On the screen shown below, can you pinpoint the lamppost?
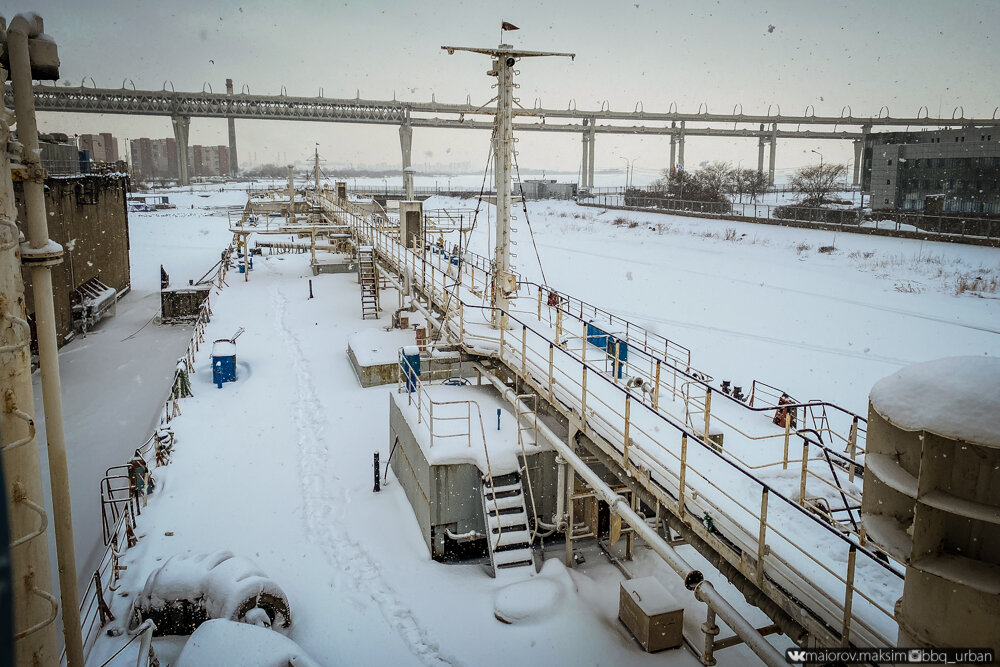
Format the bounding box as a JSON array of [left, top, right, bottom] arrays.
[[811, 149, 823, 170], [811, 149, 826, 206], [614, 153, 638, 191]]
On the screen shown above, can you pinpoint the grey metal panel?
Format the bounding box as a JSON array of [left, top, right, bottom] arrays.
[[431, 464, 482, 533], [388, 395, 433, 554]]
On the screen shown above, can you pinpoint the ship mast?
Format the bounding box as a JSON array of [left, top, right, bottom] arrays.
[[443, 40, 573, 328]]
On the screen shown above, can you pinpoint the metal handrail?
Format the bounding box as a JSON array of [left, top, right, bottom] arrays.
[[333, 193, 903, 647]]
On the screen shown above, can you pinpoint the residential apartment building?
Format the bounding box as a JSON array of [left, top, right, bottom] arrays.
[[130, 139, 230, 180], [79, 132, 120, 163]]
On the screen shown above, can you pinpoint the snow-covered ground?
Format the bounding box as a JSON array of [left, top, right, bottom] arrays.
[[431, 196, 1000, 412], [52, 185, 999, 665]]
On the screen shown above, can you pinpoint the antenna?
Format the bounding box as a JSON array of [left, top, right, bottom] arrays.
[[442, 39, 574, 329]]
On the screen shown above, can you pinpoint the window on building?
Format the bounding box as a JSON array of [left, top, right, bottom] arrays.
[[886, 179, 891, 185], [887, 159, 892, 166], [937, 158, 946, 167]]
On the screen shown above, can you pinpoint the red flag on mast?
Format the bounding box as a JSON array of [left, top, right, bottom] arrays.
[[501, 21, 519, 31]]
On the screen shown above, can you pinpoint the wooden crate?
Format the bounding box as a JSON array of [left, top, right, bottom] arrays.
[[619, 577, 684, 652]]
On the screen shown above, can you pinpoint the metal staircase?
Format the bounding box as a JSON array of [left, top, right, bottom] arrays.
[[358, 245, 379, 319], [481, 471, 534, 576]]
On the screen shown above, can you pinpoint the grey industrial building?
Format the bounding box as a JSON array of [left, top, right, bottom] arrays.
[[862, 127, 1000, 215]]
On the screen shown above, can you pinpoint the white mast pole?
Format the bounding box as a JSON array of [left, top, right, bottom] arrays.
[[443, 38, 573, 330]]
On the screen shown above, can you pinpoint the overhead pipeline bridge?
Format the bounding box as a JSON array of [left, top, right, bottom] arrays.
[[14, 82, 1000, 186]]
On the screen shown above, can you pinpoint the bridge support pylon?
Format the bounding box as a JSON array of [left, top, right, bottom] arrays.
[[399, 119, 414, 199], [757, 125, 766, 175], [171, 115, 191, 185], [586, 120, 596, 188], [768, 122, 777, 185], [677, 120, 686, 171], [226, 78, 238, 176]]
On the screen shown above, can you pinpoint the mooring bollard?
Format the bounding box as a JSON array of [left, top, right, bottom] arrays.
[[309, 279, 314, 299], [497, 408, 501, 430], [373, 451, 380, 492]]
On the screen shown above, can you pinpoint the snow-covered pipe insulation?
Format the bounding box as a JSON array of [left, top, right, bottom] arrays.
[[8, 15, 86, 666], [472, 362, 786, 667]]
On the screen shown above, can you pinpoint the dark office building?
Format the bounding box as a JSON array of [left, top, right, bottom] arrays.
[[862, 128, 1000, 215]]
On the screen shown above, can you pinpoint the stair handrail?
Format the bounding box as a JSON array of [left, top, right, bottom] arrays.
[[515, 394, 541, 544]]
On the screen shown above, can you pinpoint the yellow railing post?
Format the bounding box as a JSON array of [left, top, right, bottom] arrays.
[[548, 343, 554, 402], [537, 287, 542, 320], [756, 488, 769, 585], [612, 340, 620, 384], [841, 545, 857, 647], [581, 321, 587, 363], [521, 325, 527, 377], [799, 441, 809, 506], [556, 306, 564, 348], [580, 366, 588, 428], [653, 359, 661, 410], [703, 387, 712, 442], [783, 413, 792, 470], [848, 417, 859, 482], [678, 435, 688, 513], [622, 394, 631, 466]]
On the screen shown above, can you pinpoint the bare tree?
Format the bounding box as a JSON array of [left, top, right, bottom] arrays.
[[789, 163, 848, 206], [696, 161, 735, 200], [732, 168, 769, 204]]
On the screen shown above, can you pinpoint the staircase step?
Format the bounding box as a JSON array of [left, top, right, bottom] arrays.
[[486, 494, 525, 512], [488, 511, 528, 531], [485, 482, 522, 495], [495, 529, 531, 548], [493, 548, 534, 568]]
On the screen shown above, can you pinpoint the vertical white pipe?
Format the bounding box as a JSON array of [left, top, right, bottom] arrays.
[[8, 15, 85, 665], [0, 56, 59, 666]]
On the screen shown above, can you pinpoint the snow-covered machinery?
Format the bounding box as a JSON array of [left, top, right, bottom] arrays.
[[71, 276, 117, 334], [130, 551, 292, 636], [862, 356, 1000, 654]]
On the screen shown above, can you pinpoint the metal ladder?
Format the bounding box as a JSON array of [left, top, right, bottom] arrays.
[[358, 245, 379, 319], [481, 471, 534, 576]]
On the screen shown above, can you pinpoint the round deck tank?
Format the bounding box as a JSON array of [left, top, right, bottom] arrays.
[[861, 356, 1000, 652]]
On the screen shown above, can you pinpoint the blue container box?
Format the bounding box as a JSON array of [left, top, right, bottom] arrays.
[[586, 321, 609, 349], [401, 346, 421, 393], [211, 340, 238, 384]]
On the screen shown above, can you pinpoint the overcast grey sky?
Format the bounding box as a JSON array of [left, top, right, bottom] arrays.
[[16, 0, 1000, 178]]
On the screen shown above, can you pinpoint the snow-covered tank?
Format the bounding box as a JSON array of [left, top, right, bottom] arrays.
[[130, 551, 292, 636], [861, 356, 1000, 653]]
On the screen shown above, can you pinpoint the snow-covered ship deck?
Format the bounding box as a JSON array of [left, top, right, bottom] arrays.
[[78, 185, 920, 665], [87, 232, 722, 666]]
